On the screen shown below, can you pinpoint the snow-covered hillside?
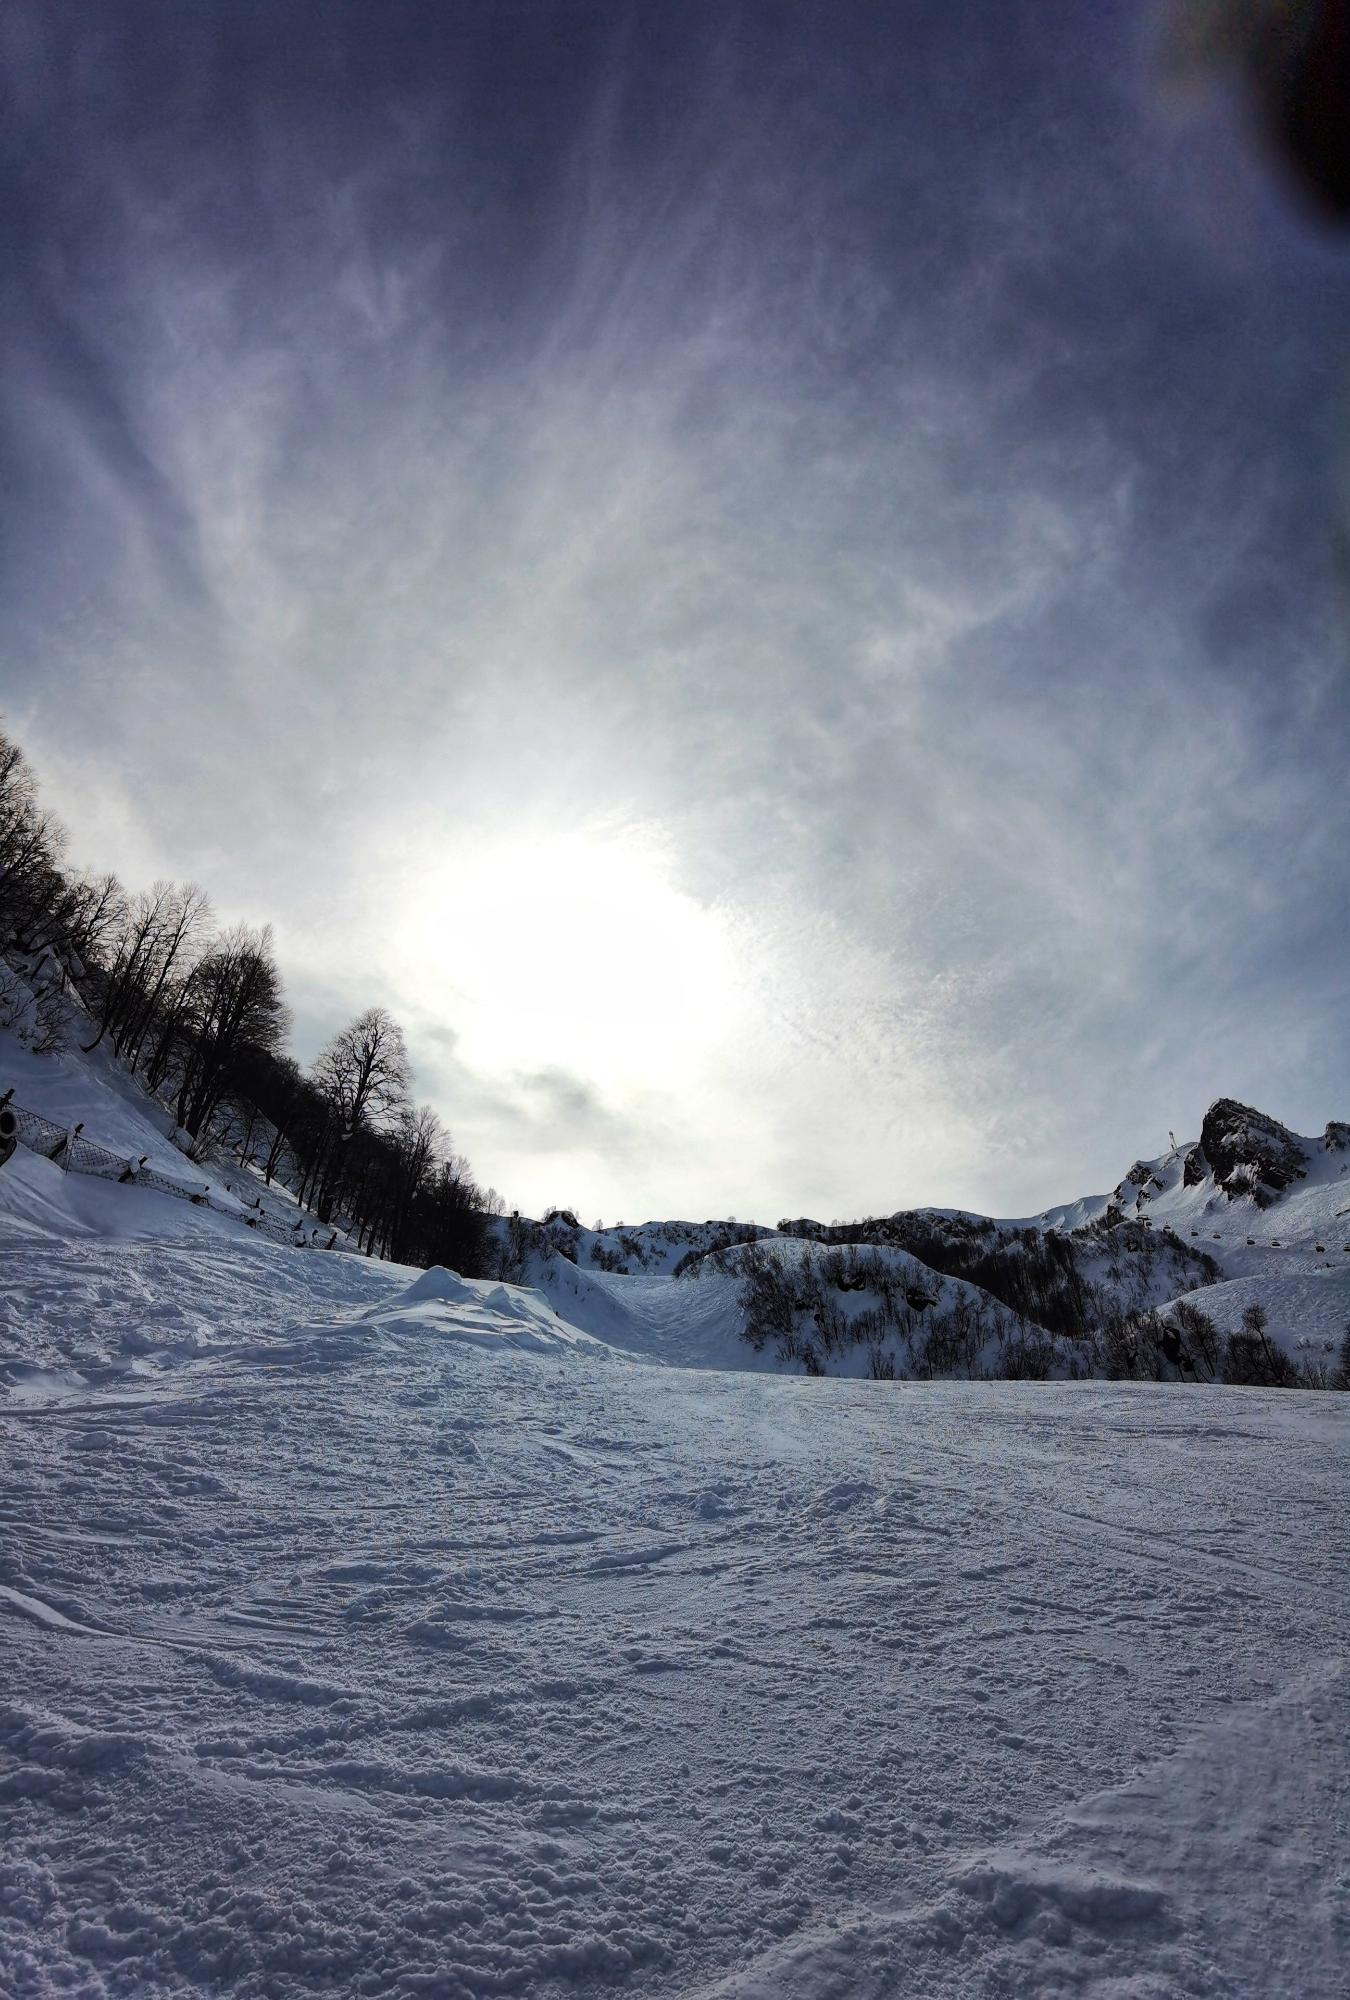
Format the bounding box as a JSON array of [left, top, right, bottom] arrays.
[[480, 1100, 1350, 1386], [2, 1225, 1346, 1999], [3, 1038, 1347, 1995], [0, 998, 342, 1256]]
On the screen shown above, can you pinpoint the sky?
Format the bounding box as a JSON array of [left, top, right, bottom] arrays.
[[3, 0, 1348, 1224]]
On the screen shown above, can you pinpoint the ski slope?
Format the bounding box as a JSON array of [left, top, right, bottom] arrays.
[[2, 1222, 1346, 1999], [1, 1031, 1347, 1994], [530, 1259, 759, 1370]]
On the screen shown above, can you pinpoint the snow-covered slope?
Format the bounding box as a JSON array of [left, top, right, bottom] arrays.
[[3, 1036, 1346, 1994], [1064, 1097, 1350, 1250], [1, 1225, 1344, 1998], [0, 1012, 351, 1256], [459, 1099, 1344, 1383], [1068, 1100, 1350, 1374]]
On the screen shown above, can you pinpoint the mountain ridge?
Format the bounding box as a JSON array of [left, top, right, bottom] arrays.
[[487, 1098, 1348, 1388], [2, 1008, 1345, 1391]]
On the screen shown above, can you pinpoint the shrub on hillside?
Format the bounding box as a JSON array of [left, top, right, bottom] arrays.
[[1222, 1304, 1296, 1387], [1166, 1299, 1221, 1379]]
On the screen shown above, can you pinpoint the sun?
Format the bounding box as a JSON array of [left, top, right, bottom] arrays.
[[397, 823, 745, 1088]]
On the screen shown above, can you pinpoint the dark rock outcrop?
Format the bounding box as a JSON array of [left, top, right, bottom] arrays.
[[1112, 1161, 1165, 1208], [1195, 1099, 1308, 1208]]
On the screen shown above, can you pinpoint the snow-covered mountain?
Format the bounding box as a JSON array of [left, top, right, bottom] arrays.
[[3, 997, 1345, 1388], [482, 1101, 1349, 1387]]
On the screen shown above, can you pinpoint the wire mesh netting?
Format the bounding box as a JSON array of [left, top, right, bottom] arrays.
[[0, 1091, 338, 1250]]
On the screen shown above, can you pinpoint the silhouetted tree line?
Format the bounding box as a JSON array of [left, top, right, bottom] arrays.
[[0, 724, 492, 1271]]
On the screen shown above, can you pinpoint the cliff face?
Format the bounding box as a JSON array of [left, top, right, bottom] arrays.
[[1193, 1098, 1309, 1208]]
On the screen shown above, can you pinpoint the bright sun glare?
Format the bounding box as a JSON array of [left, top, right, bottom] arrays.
[[406, 828, 745, 1086]]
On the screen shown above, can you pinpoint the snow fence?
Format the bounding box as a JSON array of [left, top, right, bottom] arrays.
[[0, 1090, 339, 1251]]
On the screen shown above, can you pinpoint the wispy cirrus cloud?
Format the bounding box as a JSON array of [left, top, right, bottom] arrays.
[[3, 1, 1346, 1220]]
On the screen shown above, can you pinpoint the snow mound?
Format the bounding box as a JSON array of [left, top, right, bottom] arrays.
[[361, 1265, 612, 1356], [398, 1264, 485, 1306]]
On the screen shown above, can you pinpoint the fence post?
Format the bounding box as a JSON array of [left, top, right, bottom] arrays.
[[55, 1121, 84, 1170]]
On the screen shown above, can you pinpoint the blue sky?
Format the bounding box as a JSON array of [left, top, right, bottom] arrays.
[[3, 1, 1347, 1221]]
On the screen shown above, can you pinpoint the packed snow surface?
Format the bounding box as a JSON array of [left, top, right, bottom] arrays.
[[2, 1222, 1346, 1998]]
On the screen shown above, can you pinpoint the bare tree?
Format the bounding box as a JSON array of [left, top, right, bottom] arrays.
[[368, 1102, 441, 1257], [171, 925, 289, 1137], [313, 1006, 412, 1134], [84, 881, 213, 1066], [51, 872, 127, 977], [0, 730, 68, 950], [307, 1006, 412, 1221]]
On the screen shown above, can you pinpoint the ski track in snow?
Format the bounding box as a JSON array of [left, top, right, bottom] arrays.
[[0, 1236, 1346, 1998]]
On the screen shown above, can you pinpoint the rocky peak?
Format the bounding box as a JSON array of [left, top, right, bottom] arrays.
[[1193, 1098, 1308, 1208]]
